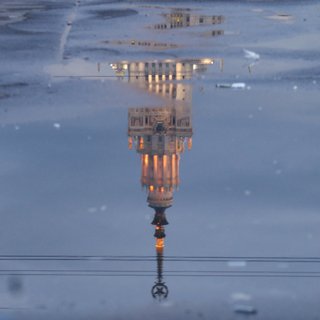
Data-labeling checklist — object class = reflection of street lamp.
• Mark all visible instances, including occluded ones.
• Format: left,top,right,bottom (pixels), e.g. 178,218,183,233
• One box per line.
151,209,169,300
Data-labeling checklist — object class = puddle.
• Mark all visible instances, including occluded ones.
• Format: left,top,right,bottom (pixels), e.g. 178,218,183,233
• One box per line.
1,0,320,317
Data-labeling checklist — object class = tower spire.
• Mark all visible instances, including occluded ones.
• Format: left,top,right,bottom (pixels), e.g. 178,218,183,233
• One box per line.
151,208,169,300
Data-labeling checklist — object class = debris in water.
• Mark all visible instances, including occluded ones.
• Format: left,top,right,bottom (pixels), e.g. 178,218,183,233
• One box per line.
53,123,61,129
243,49,260,60
267,14,294,21
243,49,260,73
293,85,298,90
234,304,257,315
216,82,246,89
232,82,246,89
216,83,231,88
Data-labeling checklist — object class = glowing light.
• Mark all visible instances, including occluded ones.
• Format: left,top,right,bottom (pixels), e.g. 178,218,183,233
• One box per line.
153,155,158,172
156,238,164,249
143,154,149,166
149,185,154,192
128,137,133,149
172,154,177,181
201,58,214,65
163,155,168,170
139,137,144,150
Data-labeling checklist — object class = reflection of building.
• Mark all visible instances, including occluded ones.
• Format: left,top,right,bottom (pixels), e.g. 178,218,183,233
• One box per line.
104,39,178,50
151,236,168,300
128,105,192,209
111,58,215,82
110,58,222,103
154,11,225,29
202,30,224,37
128,104,192,299
128,101,192,300
117,57,212,300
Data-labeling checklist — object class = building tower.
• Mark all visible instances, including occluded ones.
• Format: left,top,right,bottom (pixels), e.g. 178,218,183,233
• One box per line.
128,104,192,300
151,212,169,300
120,58,216,299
